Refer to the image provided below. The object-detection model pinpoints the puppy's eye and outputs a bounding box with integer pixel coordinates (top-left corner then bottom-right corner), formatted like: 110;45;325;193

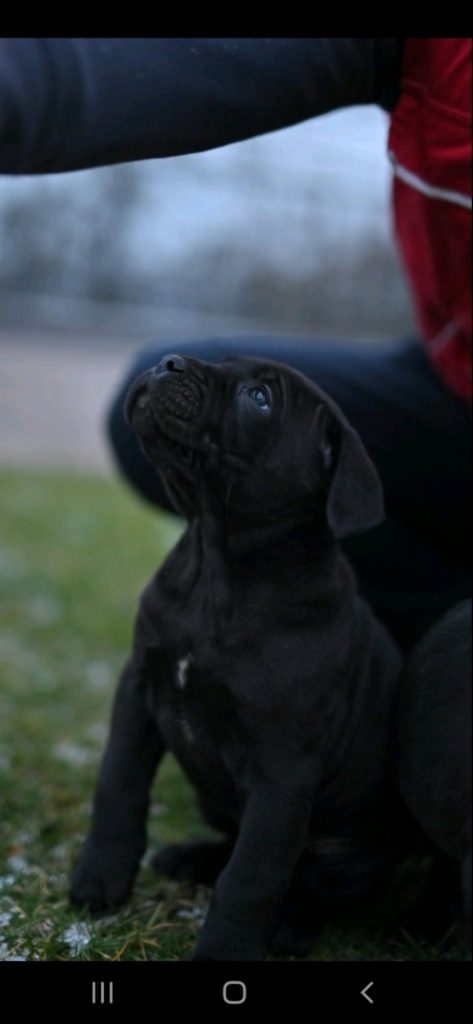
247;386;271;411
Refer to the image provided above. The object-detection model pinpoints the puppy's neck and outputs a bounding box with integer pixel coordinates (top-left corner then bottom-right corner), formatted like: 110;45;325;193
225;508;334;559
194;479;341;588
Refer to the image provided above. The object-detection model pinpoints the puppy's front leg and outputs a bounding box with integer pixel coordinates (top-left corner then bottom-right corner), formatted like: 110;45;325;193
70;655;164;911
193;750;320;961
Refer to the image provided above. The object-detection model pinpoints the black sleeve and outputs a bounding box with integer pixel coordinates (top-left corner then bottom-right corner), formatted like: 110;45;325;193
0;38;401;175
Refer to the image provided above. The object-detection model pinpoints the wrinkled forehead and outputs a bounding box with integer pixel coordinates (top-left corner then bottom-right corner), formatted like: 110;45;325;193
219;355;330;408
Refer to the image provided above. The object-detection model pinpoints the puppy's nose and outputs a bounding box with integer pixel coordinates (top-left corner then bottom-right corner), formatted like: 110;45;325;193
154;354;187;376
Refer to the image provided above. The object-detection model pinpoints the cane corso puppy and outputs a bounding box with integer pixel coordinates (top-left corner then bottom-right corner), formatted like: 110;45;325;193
70;354;404;960
397;599;472;932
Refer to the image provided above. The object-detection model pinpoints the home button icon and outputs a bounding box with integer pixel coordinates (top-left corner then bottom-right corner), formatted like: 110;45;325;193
223;980;247;1005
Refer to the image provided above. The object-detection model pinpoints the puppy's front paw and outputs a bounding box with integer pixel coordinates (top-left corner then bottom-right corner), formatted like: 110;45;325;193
269;894;329;957
189;953;219;961
70;836;143;913
191;937;266;961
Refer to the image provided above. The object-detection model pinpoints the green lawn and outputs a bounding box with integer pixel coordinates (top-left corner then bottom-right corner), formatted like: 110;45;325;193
0;468;468;961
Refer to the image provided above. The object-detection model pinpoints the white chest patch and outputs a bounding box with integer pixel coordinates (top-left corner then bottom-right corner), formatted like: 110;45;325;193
175;653;192;690
174;653;194;744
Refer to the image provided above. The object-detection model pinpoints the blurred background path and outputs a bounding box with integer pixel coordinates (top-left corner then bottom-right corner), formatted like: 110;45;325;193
0;108;415;476
0;328;132;474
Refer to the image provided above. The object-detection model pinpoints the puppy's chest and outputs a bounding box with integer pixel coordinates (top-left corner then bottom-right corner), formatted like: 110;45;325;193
145;647;242;774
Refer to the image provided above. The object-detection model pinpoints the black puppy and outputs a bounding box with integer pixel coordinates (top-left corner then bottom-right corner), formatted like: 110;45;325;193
71;354;403;960
397;599;472;933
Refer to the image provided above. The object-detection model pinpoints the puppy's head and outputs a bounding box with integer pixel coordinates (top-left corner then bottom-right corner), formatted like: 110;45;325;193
125;354;383;537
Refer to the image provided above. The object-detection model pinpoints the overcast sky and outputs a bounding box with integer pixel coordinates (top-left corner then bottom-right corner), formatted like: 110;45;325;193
0;106;393;279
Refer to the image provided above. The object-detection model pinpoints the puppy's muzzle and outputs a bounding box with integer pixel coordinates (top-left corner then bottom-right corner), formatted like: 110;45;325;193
125;354;203;427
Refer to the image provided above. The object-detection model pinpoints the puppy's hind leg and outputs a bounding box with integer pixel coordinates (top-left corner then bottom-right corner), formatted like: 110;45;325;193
398;851;464;943
153;789;237;885
153;838;234;885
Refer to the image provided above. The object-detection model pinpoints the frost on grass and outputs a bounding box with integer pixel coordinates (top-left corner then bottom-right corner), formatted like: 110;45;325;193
84;661;114;691
14;829;37;846
0;900;28;961
51;842;72;863
0;876;16;892
150;803;168;817
176;906;206;922
60;922;91;954
0;943;28;961
7;855;34;876
27;593;62;626
53;740;96;767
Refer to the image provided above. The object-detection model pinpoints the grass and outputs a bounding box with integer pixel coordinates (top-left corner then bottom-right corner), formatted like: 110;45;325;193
0;467;469;962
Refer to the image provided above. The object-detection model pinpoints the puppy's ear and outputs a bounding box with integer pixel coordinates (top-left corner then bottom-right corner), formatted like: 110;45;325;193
315;404;385;538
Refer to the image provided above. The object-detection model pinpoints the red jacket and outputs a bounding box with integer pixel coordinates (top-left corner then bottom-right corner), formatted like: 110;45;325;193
389;38;472;402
